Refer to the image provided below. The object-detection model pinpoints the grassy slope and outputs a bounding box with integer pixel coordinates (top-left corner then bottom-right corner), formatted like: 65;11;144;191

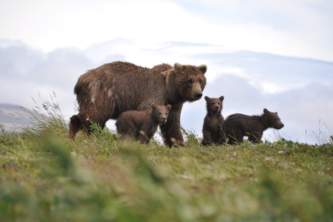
0;120;332;222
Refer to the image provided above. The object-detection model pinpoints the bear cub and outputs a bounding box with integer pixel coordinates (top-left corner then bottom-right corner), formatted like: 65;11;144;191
224;108;284;144
116;104;171;144
202;96;226;145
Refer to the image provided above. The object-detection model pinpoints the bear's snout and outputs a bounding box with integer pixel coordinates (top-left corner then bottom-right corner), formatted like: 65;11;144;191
213;105;220;111
275;122;284;129
194;92;203;99
278;123;284;129
190;82;203;100
160;117;168;124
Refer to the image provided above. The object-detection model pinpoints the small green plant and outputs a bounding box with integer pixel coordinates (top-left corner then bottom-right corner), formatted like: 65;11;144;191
181;127;201;146
0;124;5;134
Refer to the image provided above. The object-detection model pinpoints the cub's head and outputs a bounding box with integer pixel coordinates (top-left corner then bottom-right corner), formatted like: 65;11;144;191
171;63;207;102
205;96;224;114
262;108;284;129
151;104;172;125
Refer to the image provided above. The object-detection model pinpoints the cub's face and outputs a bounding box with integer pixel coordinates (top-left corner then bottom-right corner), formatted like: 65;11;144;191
263;108;284;129
173;63;207;102
152;104;172;125
205;96;224;114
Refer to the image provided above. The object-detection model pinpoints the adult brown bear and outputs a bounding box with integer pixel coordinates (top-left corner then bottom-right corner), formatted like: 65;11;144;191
69;61;207;146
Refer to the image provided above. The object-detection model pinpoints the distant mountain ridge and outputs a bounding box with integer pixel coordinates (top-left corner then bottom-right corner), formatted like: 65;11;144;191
0;103;37;132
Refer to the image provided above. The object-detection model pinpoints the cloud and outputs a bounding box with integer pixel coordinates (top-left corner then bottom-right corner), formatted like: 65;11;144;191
0;42;93;116
1;0;332;61
0;1;205;51
176;0;333;60
193;51;333;92
268;82;333;143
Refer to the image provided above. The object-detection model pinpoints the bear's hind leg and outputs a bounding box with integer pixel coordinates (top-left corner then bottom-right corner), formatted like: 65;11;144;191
227;132;243;145
248;132;262;144
69;114;82;139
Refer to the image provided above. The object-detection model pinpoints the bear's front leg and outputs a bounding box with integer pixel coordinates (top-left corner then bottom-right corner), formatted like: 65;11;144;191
160;103;184;147
248;132;262;144
138;130;150;144
202;130;213;146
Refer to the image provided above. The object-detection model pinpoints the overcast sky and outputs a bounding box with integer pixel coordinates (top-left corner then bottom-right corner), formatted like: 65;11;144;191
0;0;332;143
1;0;333;60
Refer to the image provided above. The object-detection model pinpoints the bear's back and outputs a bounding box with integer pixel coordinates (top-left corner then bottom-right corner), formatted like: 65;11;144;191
225;113;256;127
118;110;150;124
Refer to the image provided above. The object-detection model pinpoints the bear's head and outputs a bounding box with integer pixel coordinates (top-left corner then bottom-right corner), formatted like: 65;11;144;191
151;104;172;125
170;63;207;102
262;108;284;129
205;96;224;115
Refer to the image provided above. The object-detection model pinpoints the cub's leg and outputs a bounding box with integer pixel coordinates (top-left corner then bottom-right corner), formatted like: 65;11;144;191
202;130;213;146
248;132;262;143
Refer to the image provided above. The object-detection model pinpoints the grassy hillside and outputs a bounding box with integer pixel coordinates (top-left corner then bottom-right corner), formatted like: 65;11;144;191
0;118;332;222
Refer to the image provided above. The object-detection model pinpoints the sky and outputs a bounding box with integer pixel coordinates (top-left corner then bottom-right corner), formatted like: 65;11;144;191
1;0;333;60
0;0;332;143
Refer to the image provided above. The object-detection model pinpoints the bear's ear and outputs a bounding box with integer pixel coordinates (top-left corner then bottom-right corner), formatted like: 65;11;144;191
166;104;172;111
263;108;269;114
219;96;224;101
198;65;207;74
204;96;210;101
174;63;182;70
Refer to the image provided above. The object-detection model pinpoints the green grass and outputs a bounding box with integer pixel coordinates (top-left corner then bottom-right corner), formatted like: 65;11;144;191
0;119;332;222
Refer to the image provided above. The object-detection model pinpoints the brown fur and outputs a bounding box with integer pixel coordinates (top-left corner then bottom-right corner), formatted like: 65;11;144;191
202;96;225;145
116;104;171;143
151;63;173;73
70;61;207;146
224;108;284;144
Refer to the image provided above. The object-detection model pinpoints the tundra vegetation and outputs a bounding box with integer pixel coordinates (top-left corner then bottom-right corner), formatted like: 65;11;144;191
0;103;332;222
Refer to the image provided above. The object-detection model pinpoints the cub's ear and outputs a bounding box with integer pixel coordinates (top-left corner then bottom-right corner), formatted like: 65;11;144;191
204;96;209;101
174;63;182;70
219;96;224;101
198;65;207;74
166;104;172;111
263;108;269;113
